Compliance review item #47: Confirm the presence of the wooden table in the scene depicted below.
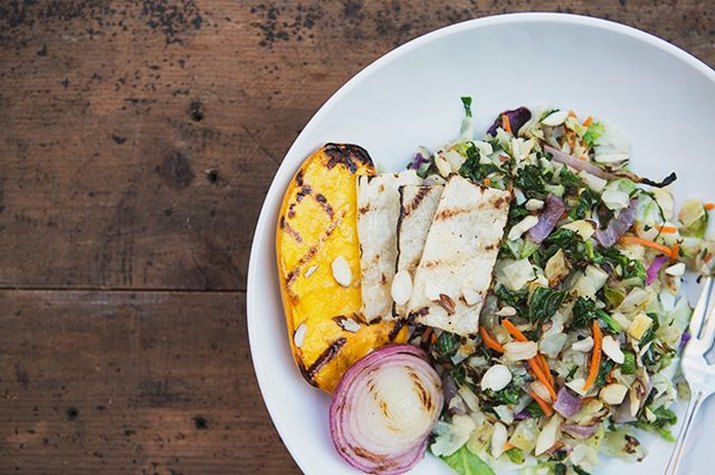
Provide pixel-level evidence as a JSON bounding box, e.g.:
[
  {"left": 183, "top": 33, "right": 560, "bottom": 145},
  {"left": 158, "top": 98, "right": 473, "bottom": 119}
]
[{"left": 0, "top": 1, "right": 712, "bottom": 473}]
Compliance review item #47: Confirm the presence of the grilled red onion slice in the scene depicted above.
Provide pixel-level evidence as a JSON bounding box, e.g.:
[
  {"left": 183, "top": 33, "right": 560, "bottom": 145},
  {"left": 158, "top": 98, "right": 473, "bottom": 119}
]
[
  {"left": 553, "top": 387, "right": 583, "bottom": 418},
  {"left": 329, "top": 344, "right": 443, "bottom": 475},
  {"left": 529, "top": 194, "right": 565, "bottom": 243},
  {"left": 544, "top": 144, "right": 610, "bottom": 178},
  {"left": 595, "top": 198, "right": 638, "bottom": 247}
]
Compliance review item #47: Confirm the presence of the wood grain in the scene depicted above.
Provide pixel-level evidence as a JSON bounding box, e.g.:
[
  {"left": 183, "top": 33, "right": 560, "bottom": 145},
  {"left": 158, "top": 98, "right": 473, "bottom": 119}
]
[
  {"left": 0, "top": 1, "right": 712, "bottom": 473},
  {"left": 0, "top": 290, "right": 299, "bottom": 473},
  {"left": 0, "top": 0, "right": 712, "bottom": 291}
]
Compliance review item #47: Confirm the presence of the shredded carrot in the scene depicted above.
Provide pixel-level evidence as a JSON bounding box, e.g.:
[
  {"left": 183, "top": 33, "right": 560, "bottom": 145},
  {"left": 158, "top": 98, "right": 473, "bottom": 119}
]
[
  {"left": 538, "top": 354, "right": 554, "bottom": 388},
  {"left": 502, "top": 319, "right": 527, "bottom": 342},
  {"left": 606, "top": 369, "right": 616, "bottom": 384},
  {"left": 479, "top": 327, "right": 504, "bottom": 353},
  {"left": 655, "top": 224, "right": 678, "bottom": 234},
  {"left": 501, "top": 114, "right": 512, "bottom": 134},
  {"left": 483, "top": 177, "right": 492, "bottom": 187},
  {"left": 705, "top": 202, "right": 715, "bottom": 211},
  {"left": 431, "top": 333, "right": 437, "bottom": 344},
  {"left": 503, "top": 442, "right": 515, "bottom": 451},
  {"left": 582, "top": 115, "right": 593, "bottom": 127},
  {"left": 528, "top": 390, "right": 554, "bottom": 417},
  {"left": 503, "top": 320, "right": 557, "bottom": 399},
  {"left": 583, "top": 321, "right": 602, "bottom": 392},
  {"left": 671, "top": 242, "right": 681, "bottom": 261},
  {"left": 618, "top": 235, "right": 674, "bottom": 257}
]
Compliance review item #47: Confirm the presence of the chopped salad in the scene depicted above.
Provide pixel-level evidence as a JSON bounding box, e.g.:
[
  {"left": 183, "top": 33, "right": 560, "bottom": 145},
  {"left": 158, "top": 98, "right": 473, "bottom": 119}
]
[{"left": 406, "top": 101, "right": 714, "bottom": 474}]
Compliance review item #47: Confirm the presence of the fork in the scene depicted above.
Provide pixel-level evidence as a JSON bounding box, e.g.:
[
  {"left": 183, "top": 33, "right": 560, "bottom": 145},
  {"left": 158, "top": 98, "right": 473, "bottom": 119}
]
[{"left": 665, "top": 276, "right": 715, "bottom": 475}]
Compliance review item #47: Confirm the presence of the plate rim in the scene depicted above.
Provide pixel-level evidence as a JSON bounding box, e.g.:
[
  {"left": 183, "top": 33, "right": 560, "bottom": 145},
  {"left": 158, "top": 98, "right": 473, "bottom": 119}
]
[{"left": 247, "top": 12, "right": 715, "bottom": 474}]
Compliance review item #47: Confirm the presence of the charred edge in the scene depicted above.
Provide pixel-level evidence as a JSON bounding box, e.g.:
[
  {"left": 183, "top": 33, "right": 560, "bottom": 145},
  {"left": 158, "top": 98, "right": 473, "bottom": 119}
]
[
  {"left": 280, "top": 217, "right": 303, "bottom": 243},
  {"left": 380, "top": 273, "right": 387, "bottom": 285},
  {"left": 296, "top": 185, "right": 312, "bottom": 202},
  {"left": 409, "top": 307, "right": 430, "bottom": 320},
  {"left": 640, "top": 171, "right": 677, "bottom": 188},
  {"left": 295, "top": 169, "right": 304, "bottom": 186},
  {"left": 332, "top": 315, "right": 346, "bottom": 327},
  {"left": 404, "top": 186, "right": 431, "bottom": 217},
  {"left": 367, "top": 315, "right": 383, "bottom": 325},
  {"left": 286, "top": 270, "right": 297, "bottom": 286},
  {"left": 388, "top": 319, "right": 406, "bottom": 341},
  {"left": 358, "top": 204, "right": 371, "bottom": 215},
  {"left": 484, "top": 243, "right": 496, "bottom": 251},
  {"left": 324, "top": 143, "right": 373, "bottom": 173},
  {"left": 287, "top": 203, "right": 297, "bottom": 218},
  {"left": 352, "top": 446, "right": 386, "bottom": 463},
  {"left": 314, "top": 193, "right": 335, "bottom": 219},
  {"left": 493, "top": 195, "right": 509, "bottom": 209},
  {"left": 302, "top": 337, "right": 348, "bottom": 384},
  {"left": 437, "top": 294, "right": 456, "bottom": 315}
]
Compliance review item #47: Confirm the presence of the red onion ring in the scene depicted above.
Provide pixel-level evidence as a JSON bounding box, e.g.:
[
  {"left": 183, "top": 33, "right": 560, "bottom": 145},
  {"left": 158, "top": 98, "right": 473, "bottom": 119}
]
[
  {"left": 329, "top": 344, "right": 443, "bottom": 474},
  {"left": 646, "top": 255, "right": 669, "bottom": 285},
  {"left": 553, "top": 387, "right": 583, "bottom": 418},
  {"left": 529, "top": 194, "right": 565, "bottom": 243}
]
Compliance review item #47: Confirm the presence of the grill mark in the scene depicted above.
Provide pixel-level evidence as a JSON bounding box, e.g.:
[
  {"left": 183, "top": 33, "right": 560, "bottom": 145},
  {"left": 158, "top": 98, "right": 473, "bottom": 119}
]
[
  {"left": 280, "top": 217, "right": 303, "bottom": 243},
  {"left": 409, "top": 307, "right": 430, "bottom": 319},
  {"left": 403, "top": 186, "right": 431, "bottom": 217},
  {"left": 314, "top": 193, "right": 335, "bottom": 218},
  {"left": 324, "top": 143, "right": 373, "bottom": 173},
  {"left": 296, "top": 185, "right": 312, "bottom": 202},
  {"left": 299, "top": 337, "right": 347, "bottom": 385},
  {"left": 388, "top": 319, "right": 405, "bottom": 341},
  {"left": 435, "top": 206, "right": 473, "bottom": 221},
  {"left": 380, "top": 273, "right": 387, "bottom": 285},
  {"left": 358, "top": 204, "right": 371, "bottom": 214},
  {"left": 295, "top": 169, "right": 304, "bottom": 186}
]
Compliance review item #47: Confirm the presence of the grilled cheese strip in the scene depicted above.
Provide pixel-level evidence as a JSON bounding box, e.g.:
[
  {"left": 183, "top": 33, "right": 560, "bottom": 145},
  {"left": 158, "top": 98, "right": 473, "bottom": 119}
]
[
  {"left": 357, "top": 170, "right": 422, "bottom": 322},
  {"left": 408, "top": 175, "right": 511, "bottom": 336},
  {"left": 392, "top": 184, "right": 444, "bottom": 317}
]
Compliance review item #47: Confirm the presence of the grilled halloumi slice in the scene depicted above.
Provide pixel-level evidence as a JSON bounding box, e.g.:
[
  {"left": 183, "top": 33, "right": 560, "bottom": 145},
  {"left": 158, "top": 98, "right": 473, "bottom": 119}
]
[
  {"left": 407, "top": 175, "right": 511, "bottom": 336},
  {"left": 357, "top": 170, "right": 422, "bottom": 323},
  {"left": 392, "top": 184, "right": 444, "bottom": 317}
]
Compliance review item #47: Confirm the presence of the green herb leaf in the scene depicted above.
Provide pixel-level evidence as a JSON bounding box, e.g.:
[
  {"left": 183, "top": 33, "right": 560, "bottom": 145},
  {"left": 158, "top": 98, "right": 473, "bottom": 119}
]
[
  {"left": 495, "top": 285, "right": 528, "bottom": 315},
  {"left": 528, "top": 287, "right": 567, "bottom": 324},
  {"left": 574, "top": 466, "right": 592, "bottom": 475},
  {"left": 434, "top": 331, "right": 461, "bottom": 362},
  {"left": 515, "top": 164, "right": 547, "bottom": 200},
  {"left": 583, "top": 121, "right": 605, "bottom": 148},
  {"left": 441, "top": 446, "right": 496, "bottom": 475},
  {"left": 461, "top": 96, "right": 473, "bottom": 118},
  {"left": 459, "top": 146, "right": 500, "bottom": 183},
  {"left": 560, "top": 167, "right": 583, "bottom": 195},
  {"left": 621, "top": 351, "right": 637, "bottom": 374},
  {"left": 569, "top": 188, "right": 599, "bottom": 220},
  {"left": 571, "top": 297, "right": 622, "bottom": 333},
  {"left": 505, "top": 447, "right": 525, "bottom": 465}
]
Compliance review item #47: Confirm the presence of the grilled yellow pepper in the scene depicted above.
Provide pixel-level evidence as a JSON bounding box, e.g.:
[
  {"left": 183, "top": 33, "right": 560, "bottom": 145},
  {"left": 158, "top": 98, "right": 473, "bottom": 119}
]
[{"left": 276, "top": 144, "right": 407, "bottom": 392}]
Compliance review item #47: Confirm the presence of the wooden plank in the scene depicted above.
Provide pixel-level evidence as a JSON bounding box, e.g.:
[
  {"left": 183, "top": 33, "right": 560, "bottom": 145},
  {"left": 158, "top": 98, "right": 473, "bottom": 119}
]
[
  {"left": 0, "top": 290, "right": 299, "bottom": 473},
  {"left": 0, "top": 1, "right": 712, "bottom": 290}
]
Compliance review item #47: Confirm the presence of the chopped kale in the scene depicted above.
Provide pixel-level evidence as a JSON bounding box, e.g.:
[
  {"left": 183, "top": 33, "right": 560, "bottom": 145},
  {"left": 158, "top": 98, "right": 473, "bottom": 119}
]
[{"left": 528, "top": 287, "right": 567, "bottom": 324}]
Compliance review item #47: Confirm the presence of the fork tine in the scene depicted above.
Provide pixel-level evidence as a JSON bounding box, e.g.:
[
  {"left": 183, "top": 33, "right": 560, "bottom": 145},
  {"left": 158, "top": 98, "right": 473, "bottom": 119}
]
[
  {"left": 689, "top": 276, "right": 713, "bottom": 337},
  {"left": 700, "top": 281, "right": 715, "bottom": 346}
]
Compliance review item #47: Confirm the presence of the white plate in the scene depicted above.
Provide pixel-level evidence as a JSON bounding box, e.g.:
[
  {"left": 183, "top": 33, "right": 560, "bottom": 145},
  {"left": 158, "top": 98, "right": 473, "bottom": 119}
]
[{"left": 248, "top": 13, "right": 715, "bottom": 475}]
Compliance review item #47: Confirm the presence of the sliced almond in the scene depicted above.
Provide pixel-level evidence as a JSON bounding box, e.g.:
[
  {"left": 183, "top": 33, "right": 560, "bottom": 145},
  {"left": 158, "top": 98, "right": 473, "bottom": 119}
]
[
  {"left": 480, "top": 364, "right": 512, "bottom": 392},
  {"left": 600, "top": 383, "right": 628, "bottom": 405},
  {"left": 462, "top": 287, "right": 482, "bottom": 306},
  {"left": 571, "top": 337, "right": 594, "bottom": 353},
  {"left": 293, "top": 323, "right": 307, "bottom": 348},
  {"left": 508, "top": 215, "right": 539, "bottom": 241},
  {"left": 434, "top": 153, "right": 452, "bottom": 177},
  {"left": 304, "top": 265, "right": 318, "bottom": 278},
  {"left": 535, "top": 415, "right": 562, "bottom": 455},
  {"left": 525, "top": 198, "right": 545, "bottom": 211},
  {"left": 504, "top": 341, "right": 538, "bottom": 361},
  {"left": 437, "top": 294, "right": 456, "bottom": 315},
  {"left": 601, "top": 335, "right": 625, "bottom": 364},
  {"left": 391, "top": 270, "right": 412, "bottom": 306},
  {"left": 665, "top": 262, "right": 685, "bottom": 277},
  {"left": 331, "top": 256, "right": 352, "bottom": 287},
  {"left": 566, "top": 378, "right": 589, "bottom": 397},
  {"left": 541, "top": 110, "right": 569, "bottom": 127},
  {"left": 530, "top": 380, "right": 553, "bottom": 403},
  {"left": 336, "top": 317, "right": 361, "bottom": 333},
  {"left": 495, "top": 306, "right": 517, "bottom": 317},
  {"left": 491, "top": 422, "right": 508, "bottom": 459}
]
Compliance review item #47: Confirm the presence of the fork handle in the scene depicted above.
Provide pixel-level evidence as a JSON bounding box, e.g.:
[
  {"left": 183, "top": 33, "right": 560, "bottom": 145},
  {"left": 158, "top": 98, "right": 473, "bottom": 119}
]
[{"left": 665, "top": 390, "right": 704, "bottom": 475}]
